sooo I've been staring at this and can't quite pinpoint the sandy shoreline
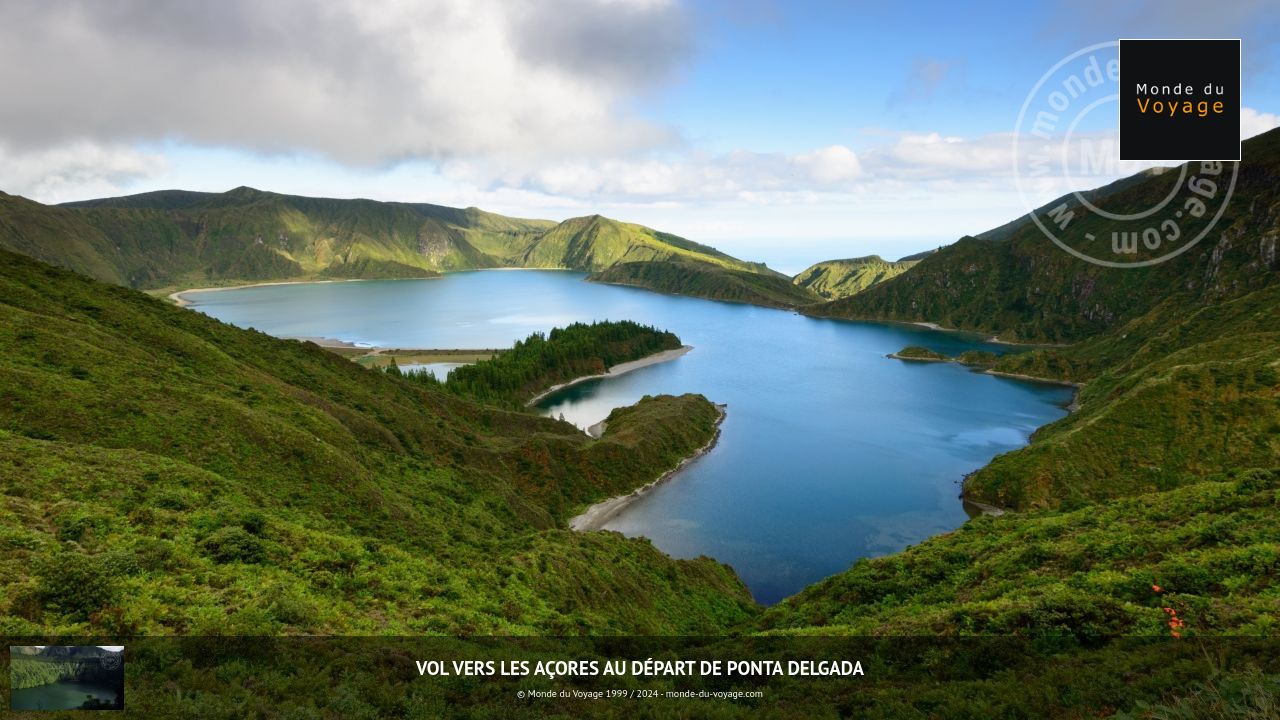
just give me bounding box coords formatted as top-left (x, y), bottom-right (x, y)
top-left (569, 404), bottom-right (726, 532)
top-left (908, 320), bottom-right (1062, 347)
top-left (982, 369), bottom-right (1082, 388)
top-left (167, 278), bottom-right (370, 308)
top-left (170, 270), bottom-right (574, 307)
top-left (167, 275), bottom-right (448, 308)
top-left (526, 345), bottom-right (694, 406)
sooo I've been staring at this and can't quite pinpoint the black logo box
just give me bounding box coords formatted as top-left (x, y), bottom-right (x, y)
top-left (1120, 39), bottom-right (1241, 161)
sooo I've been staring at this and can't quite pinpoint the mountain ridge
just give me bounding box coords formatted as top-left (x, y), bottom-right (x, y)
top-left (803, 128), bottom-right (1280, 343)
top-left (792, 255), bottom-right (918, 300)
top-left (0, 246), bottom-right (755, 635)
top-left (0, 187), bottom-right (768, 292)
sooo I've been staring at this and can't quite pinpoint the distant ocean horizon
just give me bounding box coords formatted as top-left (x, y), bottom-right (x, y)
top-left (710, 239), bottom-right (946, 276)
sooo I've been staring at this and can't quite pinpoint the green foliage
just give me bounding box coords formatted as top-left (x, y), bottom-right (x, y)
top-left (792, 255), bottom-right (916, 300)
top-left (517, 214), bottom-right (762, 273)
top-left (2, 135), bottom-right (1279, 715)
top-left (9, 647), bottom-right (125, 704)
top-left (318, 257), bottom-right (440, 279)
top-left (200, 526), bottom-right (267, 564)
top-left (590, 260), bottom-right (818, 308)
top-left (746, 131), bottom-right (1280, 714)
top-left (891, 345), bottom-right (949, 361)
top-left (10, 657), bottom-right (79, 689)
top-left (0, 248), bottom-right (752, 634)
top-left (782, 130), bottom-right (1280, 514)
top-left (34, 552), bottom-right (119, 619)
top-left (966, 286), bottom-right (1279, 510)
top-left (0, 187), bottom-right (772, 292)
top-left (437, 320), bottom-right (680, 405)
top-left (1119, 668), bottom-right (1280, 720)
top-left (956, 349), bottom-right (998, 367)
top-left (761, 466), bottom-right (1280, 637)
top-left (807, 129), bottom-right (1280, 343)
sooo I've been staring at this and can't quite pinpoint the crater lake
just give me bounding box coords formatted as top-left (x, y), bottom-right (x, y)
top-left (181, 271), bottom-right (1073, 604)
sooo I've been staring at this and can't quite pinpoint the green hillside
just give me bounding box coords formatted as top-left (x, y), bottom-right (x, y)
top-left (818, 130), bottom-right (1280, 511)
top-left (0, 247), bottom-right (755, 635)
top-left (589, 260), bottom-right (819, 308)
top-left (858, 283), bottom-right (1279, 512)
top-left (805, 129), bottom-right (1280, 343)
top-left (753, 132), bottom-right (1280, 710)
top-left (516, 214), bottom-right (765, 273)
top-left (888, 345), bottom-right (949, 362)
top-left (1, 135), bottom-right (1277, 720)
top-left (897, 247), bottom-right (940, 262)
top-left (0, 188), bottom-right (774, 293)
top-left (965, 283), bottom-right (1280, 510)
top-left (736, 142), bottom-right (1280, 716)
top-left (750, 468), bottom-right (1280, 716)
top-left (432, 320), bottom-right (682, 407)
top-left (792, 255), bottom-right (917, 300)
top-left (763, 467), bottom-right (1279, 636)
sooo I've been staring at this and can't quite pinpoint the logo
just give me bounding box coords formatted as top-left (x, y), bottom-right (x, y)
top-left (1013, 41), bottom-right (1238, 268)
top-left (1120, 39), bottom-right (1241, 161)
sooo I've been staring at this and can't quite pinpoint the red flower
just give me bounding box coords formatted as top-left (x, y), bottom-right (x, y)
top-left (1152, 584), bottom-right (1162, 593)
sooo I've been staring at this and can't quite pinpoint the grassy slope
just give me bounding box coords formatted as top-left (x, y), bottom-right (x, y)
top-left (0, 248), bottom-right (754, 635)
top-left (890, 345), bottom-right (949, 361)
top-left (786, 129), bottom-right (1280, 510)
top-left (0, 178), bottom-right (1272, 720)
top-left (805, 129), bottom-right (1280, 344)
top-left (751, 468), bottom-right (1280, 716)
top-left (0, 192), bottom-right (196, 287)
top-left (792, 255), bottom-right (917, 300)
top-left (761, 468), bottom-right (1280, 636)
top-left (519, 215), bottom-right (764, 273)
top-left (589, 260), bottom-right (819, 308)
top-left (761, 133), bottom-right (1280, 707)
top-left (0, 188), bottom-right (783, 295)
top-left (968, 286), bottom-right (1280, 510)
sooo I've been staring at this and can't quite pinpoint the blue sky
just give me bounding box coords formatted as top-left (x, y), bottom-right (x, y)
top-left (1, 0), bottom-right (1277, 273)
top-left (652, 1), bottom-right (1280, 150)
top-left (647, 1), bottom-right (1054, 148)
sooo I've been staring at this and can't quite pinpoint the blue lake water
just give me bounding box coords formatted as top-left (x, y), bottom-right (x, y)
top-left (183, 271), bottom-right (1072, 604)
top-left (10, 681), bottom-right (120, 710)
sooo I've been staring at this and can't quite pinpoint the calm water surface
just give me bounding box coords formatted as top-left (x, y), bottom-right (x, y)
top-left (10, 681), bottom-right (119, 710)
top-left (185, 272), bottom-right (1072, 603)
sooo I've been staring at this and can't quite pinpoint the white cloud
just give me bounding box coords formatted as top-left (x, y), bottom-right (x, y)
top-left (863, 132), bottom-right (1012, 178)
top-left (1242, 108), bottom-right (1280, 139)
top-left (443, 144), bottom-right (866, 202)
top-left (792, 146), bottom-right (863, 183)
top-left (0, 0), bottom-right (690, 166)
top-left (0, 142), bottom-right (168, 204)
